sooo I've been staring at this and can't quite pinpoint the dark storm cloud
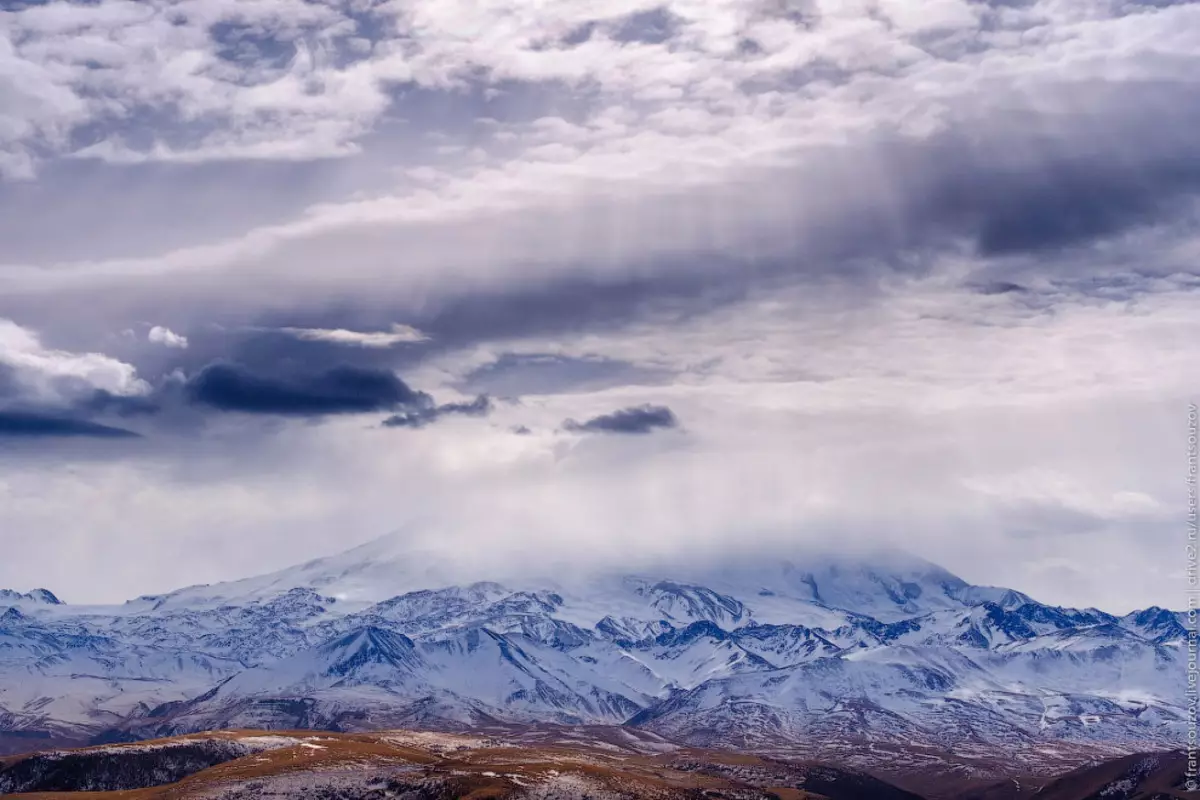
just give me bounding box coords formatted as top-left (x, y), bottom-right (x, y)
top-left (0, 365), bottom-right (148, 440)
top-left (563, 404), bottom-right (679, 435)
top-left (381, 393), bottom-right (492, 429)
top-left (185, 363), bottom-right (431, 415)
top-left (227, 88), bottom-right (1200, 355)
top-left (191, 328), bottom-right (405, 377)
top-left (865, 82), bottom-right (1200, 263)
top-left (0, 359), bottom-right (491, 448)
top-left (438, 395), bottom-right (493, 416)
top-left (0, 411), bottom-right (139, 439)
top-left (75, 279), bottom-right (727, 397)
top-left (5, 79), bottom-right (1199, 393)
top-left (921, 147), bottom-right (1200, 257)
top-left (380, 412), bottom-right (428, 429)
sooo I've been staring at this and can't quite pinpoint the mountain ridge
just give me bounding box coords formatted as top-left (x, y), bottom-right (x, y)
top-left (0, 533), bottom-right (1187, 777)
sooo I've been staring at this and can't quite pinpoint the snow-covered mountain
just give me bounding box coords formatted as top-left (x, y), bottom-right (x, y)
top-left (0, 532), bottom-right (1186, 768)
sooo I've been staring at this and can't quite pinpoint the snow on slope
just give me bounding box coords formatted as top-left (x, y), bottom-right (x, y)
top-left (0, 589), bottom-right (62, 607)
top-left (124, 532), bottom-right (987, 626)
top-left (0, 530), bottom-right (1187, 761)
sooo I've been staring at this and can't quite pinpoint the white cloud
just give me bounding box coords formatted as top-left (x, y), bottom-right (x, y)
top-left (0, 0), bottom-right (390, 178)
top-left (0, 318), bottom-right (148, 402)
top-left (147, 325), bottom-right (188, 348)
top-left (0, 0), bottom-right (1193, 186)
top-left (279, 324), bottom-right (427, 348)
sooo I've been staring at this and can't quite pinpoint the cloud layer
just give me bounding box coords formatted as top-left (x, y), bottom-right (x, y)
top-left (0, 0), bottom-right (1196, 611)
top-left (0, 410), bottom-right (138, 438)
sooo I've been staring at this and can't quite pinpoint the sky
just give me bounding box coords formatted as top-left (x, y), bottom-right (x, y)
top-left (0, 0), bottom-right (1197, 611)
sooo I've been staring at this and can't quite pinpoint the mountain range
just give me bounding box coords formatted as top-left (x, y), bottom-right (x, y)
top-left (0, 532), bottom-right (1187, 779)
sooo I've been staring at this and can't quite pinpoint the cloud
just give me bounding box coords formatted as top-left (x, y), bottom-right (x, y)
top-left (437, 394), bottom-right (493, 417)
top-left (461, 354), bottom-right (670, 396)
top-left (0, 410), bottom-right (138, 438)
top-left (1, 0), bottom-right (1189, 183)
top-left (972, 281), bottom-right (1027, 297)
top-left (0, 318), bottom-right (148, 403)
top-left (0, 0), bottom-right (1195, 616)
top-left (0, 319), bottom-right (158, 439)
top-left (909, 133), bottom-right (1200, 257)
top-left (0, 0), bottom-right (395, 179)
top-left (8, 90), bottom-right (1199, 346)
top-left (148, 325), bottom-right (188, 349)
top-left (381, 393), bottom-right (492, 429)
top-left (278, 324), bottom-right (428, 348)
top-left (185, 363), bottom-right (430, 416)
top-left (0, 271), bottom-right (1192, 611)
top-left (563, 404), bottom-right (679, 434)
top-left (78, 388), bottom-right (161, 417)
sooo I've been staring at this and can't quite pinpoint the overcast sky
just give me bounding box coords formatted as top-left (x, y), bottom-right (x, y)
top-left (0, 0), bottom-right (1197, 611)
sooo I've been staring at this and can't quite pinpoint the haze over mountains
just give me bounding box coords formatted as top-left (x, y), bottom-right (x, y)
top-left (0, 532), bottom-right (1184, 779)
top-left (2, 0), bottom-right (1196, 622)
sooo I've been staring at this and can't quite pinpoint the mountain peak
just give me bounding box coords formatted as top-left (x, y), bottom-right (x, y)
top-left (320, 626), bottom-right (419, 677)
top-left (0, 588), bottom-right (62, 606)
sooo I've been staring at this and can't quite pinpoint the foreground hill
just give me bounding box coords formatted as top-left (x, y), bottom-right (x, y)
top-left (0, 728), bottom-right (926, 799)
top-left (0, 533), bottom-right (1186, 777)
top-left (0, 729), bottom-right (1189, 800)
